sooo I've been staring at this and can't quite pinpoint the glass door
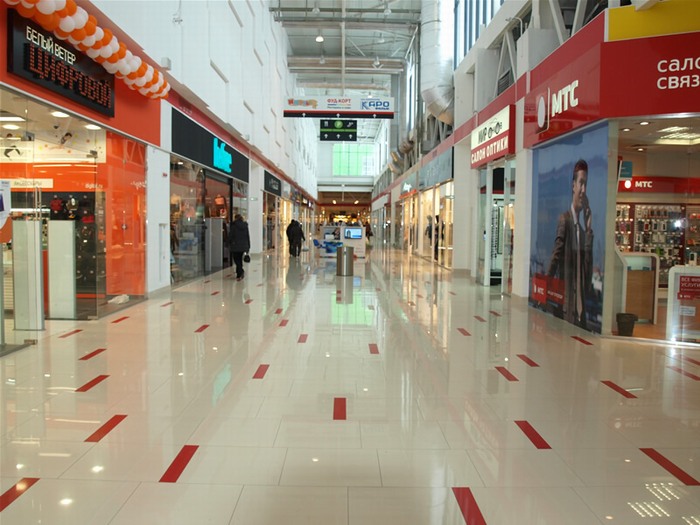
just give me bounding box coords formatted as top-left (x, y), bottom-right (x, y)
top-left (501, 159), bottom-right (516, 295)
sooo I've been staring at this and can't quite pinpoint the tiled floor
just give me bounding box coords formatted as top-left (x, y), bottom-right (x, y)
top-left (1, 249), bottom-right (699, 524)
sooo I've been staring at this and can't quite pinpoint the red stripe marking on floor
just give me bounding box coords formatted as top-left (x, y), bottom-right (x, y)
top-left (211, 291), bottom-right (220, 296)
top-left (495, 366), bottom-right (518, 382)
top-left (601, 380), bottom-right (637, 398)
top-left (683, 356), bottom-right (700, 366)
top-left (517, 354), bottom-right (539, 367)
top-left (408, 301), bottom-right (416, 306)
top-left (515, 420), bottom-right (551, 449)
top-left (489, 310), bottom-right (501, 317)
top-left (280, 319), bottom-right (288, 327)
top-left (161, 301), bottom-right (173, 307)
top-left (253, 364), bottom-right (269, 379)
top-left (298, 334), bottom-right (308, 343)
top-left (333, 397), bottom-right (347, 420)
top-left (79, 348), bottom-right (106, 361)
top-left (275, 308), bottom-right (283, 314)
top-left (369, 344), bottom-right (379, 355)
top-left (458, 328), bottom-right (471, 336)
top-left (474, 316), bottom-right (486, 322)
top-left (76, 375), bottom-right (109, 392)
top-left (417, 294), bottom-right (424, 298)
top-left (59, 329), bottom-right (82, 339)
top-left (572, 336), bottom-right (592, 345)
top-left (0, 478), bottom-right (40, 512)
top-left (203, 280), bottom-right (211, 283)
top-left (336, 289), bottom-right (342, 294)
top-left (368, 305), bottom-right (375, 310)
top-left (452, 487), bottom-right (487, 525)
top-left (449, 291), bottom-right (457, 296)
top-left (376, 288), bottom-right (382, 292)
top-left (667, 366), bottom-right (700, 381)
top-left (225, 274), bottom-right (232, 278)
top-left (257, 283), bottom-right (263, 287)
top-left (194, 324), bottom-right (209, 333)
top-left (85, 415), bottom-right (127, 442)
top-left (245, 299), bottom-right (253, 304)
top-left (640, 448), bottom-right (700, 486)
top-left (111, 316), bottom-right (129, 324)
top-left (159, 445), bottom-right (199, 483)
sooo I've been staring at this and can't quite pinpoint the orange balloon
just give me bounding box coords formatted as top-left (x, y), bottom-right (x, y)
top-left (117, 43), bottom-right (127, 59)
top-left (101, 29), bottom-right (113, 45)
top-left (25, 0), bottom-right (41, 4)
top-left (71, 28), bottom-right (86, 41)
top-left (95, 55), bottom-right (106, 64)
top-left (83, 20), bottom-right (96, 36)
top-left (54, 27), bottom-right (71, 38)
top-left (107, 52), bottom-right (119, 64)
top-left (77, 43), bottom-right (89, 51)
top-left (64, 0), bottom-right (77, 16)
top-left (16, 4), bottom-right (36, 18)
top-left (33, 11), bottom-right (56, 29)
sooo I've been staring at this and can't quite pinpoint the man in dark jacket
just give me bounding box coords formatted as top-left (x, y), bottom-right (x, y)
top-left (286, 220), bottom-right (305, 257)
top-left (229, 214), bottom-right (251, 281)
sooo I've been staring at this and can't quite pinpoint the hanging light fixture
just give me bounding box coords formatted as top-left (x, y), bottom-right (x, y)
top-left (315, 31), bottom-right (324, 43)
top-left (383, 2), bottom-right (391, 15)
top-left (319, 54), bottom-right (326, 64)
top-left (373, 56), bottom-right (381, 67)
top-left (311, 1), bottom-right (320, 15)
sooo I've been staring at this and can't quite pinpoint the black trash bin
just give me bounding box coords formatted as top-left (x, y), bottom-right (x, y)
top-left (616, 313), bottom-right (638, 336)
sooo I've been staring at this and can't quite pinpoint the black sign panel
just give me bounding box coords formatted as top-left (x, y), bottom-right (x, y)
top-left (171, 109), bottom-right (249, 182)
top-left (7, 11), bottom-right (115, 116)
top-left (264, 170), bottom-right (281, 197)
top-left (320, 119), bottom-right (357, 141)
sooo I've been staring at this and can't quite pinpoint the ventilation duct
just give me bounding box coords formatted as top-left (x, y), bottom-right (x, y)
top-left (420, 0), bottom-right (454, 125)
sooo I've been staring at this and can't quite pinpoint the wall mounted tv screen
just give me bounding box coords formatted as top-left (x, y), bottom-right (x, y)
top-left (344, 227), bottom-right (363, 239)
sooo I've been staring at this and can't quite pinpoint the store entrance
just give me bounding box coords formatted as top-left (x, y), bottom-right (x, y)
top-left (476, 166), bottom-right (505, 286)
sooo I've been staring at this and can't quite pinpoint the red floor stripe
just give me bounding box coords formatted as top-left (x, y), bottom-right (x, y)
top-left (489, 310), bottom-right (501, 317)
top-left (275, 308), bottom-right (283, 314)
top-left (159, 445), bottom-right (199, 483)
top-left (601, 380), bottom-right (637, 398)
top-left (683, 356), bottom-right (700, 366)
top-left (280, 319), bottom-right (289, 327)
top-left (111, 316), bottom-right (129, 324)
top-left (495, 366), bottom-right (518, 382)
top-left (85, 415), bottom-right (127, 442)
top-left (640, 448), bottom-right (700, 486)
top-left (245, 299), bottom-right (253, 304)
top-left (515, 420), bottom-right (551, 449)
top-left (458, 328), bottom-right (471, 336)
top-left (369, 344), bottom-right (379, 355)
top-left (452, 487), bottom-right (487, 525)
top-left (59, 329), bottom-right (82, 339)
top-left (203, 280), bottom-right (211, 283)
top-left (375, 288), bottom-right (382, 292)
top-left (225, 274), bottom-right (232, 278)
top-left (474, 316), bottom-right (486, 322)
top-left (336, 289), bottom-right (342, 294)
top-left (211, 291), bottom-right (220, 296)
top-left (75, 375), bottom-right (109, 392)
top-left (417, 294), bottom-right (424, 298)
top-left (571, 336), bottom-right (592, 345)
top-left (449, 291), bottom-right (457, 296)
top-left (257, 283), bottom-right (264, 287)
top-left (298, 334), bottom-right (308, 343)
top-left (161, 301), bottom-right (173, 307)
top-left (368, 305), bottom-right (375, 310)
top-left (79, 348), bottom-right (106, 361)
top-left (516, 354), bottom-right (539, 367)
top-left (408, 301), bottom-right (416, 306)
top-left (194, 324), bottom-right (209, 333)
top-left (667, 366), bottom-right (700, 381)
top-left (0, 478), bottom-right (40, 512)
top-left (333, 397), bottom-right (347, 420)
top-left (253, 364), bottom-right (269, 379)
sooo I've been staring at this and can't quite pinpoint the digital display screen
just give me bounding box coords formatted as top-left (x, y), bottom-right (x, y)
top-left (344, 227), bottom-right (362, 239)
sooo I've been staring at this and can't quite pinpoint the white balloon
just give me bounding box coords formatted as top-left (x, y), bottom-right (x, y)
top-left (109, 39), bottom-right (119, 54)
top-left (93, 27), bottom-right (104, 42)
top-left (5, 0), bottom-right (21, 6)
top-left (130, 56), bottom-right (142, 72)
top-left (143, 67), bottom-right (154, 82)
top-left (20, 0), bottom-right (35, 9)
top-left (67, 35), bottom-right (79, 45)
top-left (59, 15), bottom-right (75, 33)
top-left (99, 45), bottom-right (112, 59)
top-left (36, 0), bottom-right (56, 15)
top-left (74, 7), bottom-right (88, 27)
top-left (102, 61), bottom-right (119, 74)
top-left (86, 47), bottom-right (101, 59)
top-left (118, 61), bottom-right (130, 76)
top-left (135, 76), bottom-right (147, 87)
top-left (53, 0), bottom-right (66, 11)
top-left (82, 35), bottom-right (96, 47)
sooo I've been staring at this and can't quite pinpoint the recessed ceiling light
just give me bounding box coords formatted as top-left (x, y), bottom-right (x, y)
top-left (0, 112), bottom-right (25, 122)
top-left (85, 124), bottom-right (101, 130)
top-left (332, 199), bottom-right (337, 204)
top-left (51, 111), bottom-right (70, 118)
top-left (621, 128), bottom-right (631, 132)
top-left (639, 121), bottom-right (650, 126)
top-left (637, 147), bottom-right (645, 151)
top-left (3, 124), bottom-right (20, 130)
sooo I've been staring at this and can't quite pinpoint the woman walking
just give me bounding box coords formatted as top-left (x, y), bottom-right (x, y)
top-left (229, 214), bottom-right (251, 281)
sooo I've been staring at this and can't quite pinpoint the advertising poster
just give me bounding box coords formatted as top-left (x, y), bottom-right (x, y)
top-left (529, 123), bottom-right (608, 333)
top-left (0, 181), bottom-right (12, 243)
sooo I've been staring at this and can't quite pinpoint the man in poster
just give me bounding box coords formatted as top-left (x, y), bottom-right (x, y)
top-left (546, 159), bottom-right (593, 329)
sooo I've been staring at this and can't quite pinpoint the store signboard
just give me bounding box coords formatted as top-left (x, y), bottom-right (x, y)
top-left (470, 106), bottom-right (514, 168)
top-left (617, 176), bottom-right (700, 194)
top-left (284, 96), bottom-right (394, 119)
top-left (264, 171), bottom-right (281, 197)
top-left (7, 11), bottom-right (115, 117)
top-left (678, 275), bottom-right (700, 300)
top-left (171, 109), bottom-right (249, 182)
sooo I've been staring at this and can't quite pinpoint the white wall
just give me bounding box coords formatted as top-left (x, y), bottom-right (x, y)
top-left (248, 162), bottom-right (264, 254)
top-left (145, 146), bottom-right (171, 293)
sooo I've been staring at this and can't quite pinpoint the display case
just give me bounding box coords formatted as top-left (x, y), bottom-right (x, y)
top-left (615, 203), bottom-right (685, 286)
top-left (686, 205), bottom-right (700, 266)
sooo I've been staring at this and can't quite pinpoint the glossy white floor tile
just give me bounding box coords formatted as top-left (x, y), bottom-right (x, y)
top-left (1, 249), bottom-right (699, 525)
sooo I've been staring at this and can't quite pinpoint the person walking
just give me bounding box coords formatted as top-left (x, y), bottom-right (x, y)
top-left (286, 219), bottom-right (305, 257)
top-left (229, 213), bottom-right (251, 281)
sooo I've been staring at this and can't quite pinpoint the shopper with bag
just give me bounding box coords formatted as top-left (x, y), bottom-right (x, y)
top-left (229, 214), bottom-right (251, 281)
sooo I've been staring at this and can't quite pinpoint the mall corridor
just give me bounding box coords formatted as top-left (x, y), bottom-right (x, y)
top-left (1, 249), bottom-right (699, 524)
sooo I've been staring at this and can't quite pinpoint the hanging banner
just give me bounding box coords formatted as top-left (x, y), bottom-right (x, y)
top-left (284, 96), bottom-right (394, 119)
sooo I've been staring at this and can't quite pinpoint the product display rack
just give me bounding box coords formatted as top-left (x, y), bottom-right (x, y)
top-left (615, 203), bottom-right (685, 287)
top-left (687, 205), bottom-right (700, 264)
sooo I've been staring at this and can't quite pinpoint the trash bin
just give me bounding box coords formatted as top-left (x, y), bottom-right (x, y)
top-left (616, 313), bottom-right (638, 336)
top-left (336, 246), bottom-right (354, 276)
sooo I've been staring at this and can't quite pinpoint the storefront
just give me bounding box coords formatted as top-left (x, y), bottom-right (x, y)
top-left (262, 170), bottom-right (281, 252)
top-left (524, 4), bottom-right (700, 341)
top-left (417, 149), bottom-right (454, 268)
top-left (169, 108), bottom-right (249, 284)
top-left (1, 7), bottom-right (165, 324)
